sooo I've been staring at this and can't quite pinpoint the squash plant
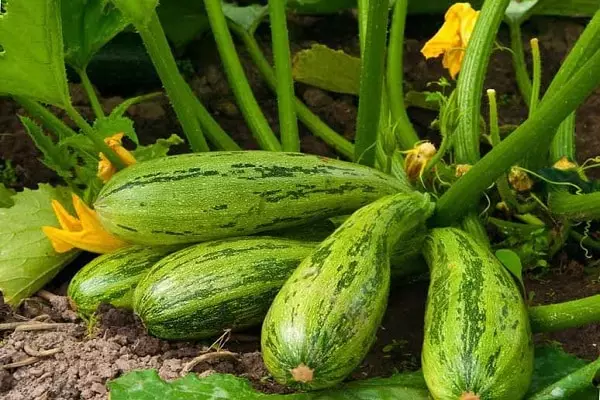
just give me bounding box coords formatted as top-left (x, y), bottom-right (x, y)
top-left (1, 0), bottom-right (600, 398)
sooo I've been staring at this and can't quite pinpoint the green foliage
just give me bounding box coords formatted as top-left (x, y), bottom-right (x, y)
top-left (132, 134), bottom-right (184, 162)
top-left (61, 0), bottom-right (128, 70)
top-left (286, 0), bottom-right (355, 14)
top-left (156, 0), bottom-right (210, 48)
top-left (0, 184), bottom-right (14, 208)
top-left (0, 160), bottom-right (17, 188)
top-left (109, 0), bottom-right (159, 27)
top-left (495, 248), bottom-right (526, 293)
top-left (93, 115), bottom-right (138, 144)
top-left (0, 0), bottom-right (70, 107)
top-left (221, 2), bottom-right (267, 33)
top-left (0, 185), bottom-right (79, 306)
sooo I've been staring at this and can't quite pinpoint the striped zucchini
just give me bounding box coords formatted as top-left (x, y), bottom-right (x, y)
top-left (68, 245), bottom-right (178, 318)
top-left (422, 228), bottom-right (534, 400)
top-left (133, 237), bottom-right (316, 340)
top-left (261, 192), bottom-right (435, 390)
top-left (94, 151), bottom-right (409, 245)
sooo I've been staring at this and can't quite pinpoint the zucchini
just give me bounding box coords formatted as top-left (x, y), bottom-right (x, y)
top-left (133, 237), bottom-right (316, 340)
top-left (261, 192), bottom-right (435, 390)
top-left (94, 151), bottom-right (409, 245)
top-left (68, 245), bottom-right (178, 318)
top-left (422, 228), bottom-right (534, 400)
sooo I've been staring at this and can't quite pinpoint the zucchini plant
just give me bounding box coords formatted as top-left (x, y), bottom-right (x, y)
top-left (1, 0), bottom-right (600, 398)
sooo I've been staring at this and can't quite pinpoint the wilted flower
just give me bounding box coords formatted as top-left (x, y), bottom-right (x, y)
top-left (97, 133), bottom-right (137, 183)
top-left (553, 157), bottom-right (577, 171)
top-left (404, 142), bottom-right (437, 181)
top-left (508, 167), bottom-right (533, 192)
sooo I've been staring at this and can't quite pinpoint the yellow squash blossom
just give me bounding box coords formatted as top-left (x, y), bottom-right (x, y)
top-left (403, 142), bottom-right (437, 181)
top-left (97, 133), bottom-right (137, 183)
top-left (42, 193), bottom-right (128, 254)
top-left (553, 157), bottom-right (577, 171)
top-left (421, 3), bottom-right (480, 79)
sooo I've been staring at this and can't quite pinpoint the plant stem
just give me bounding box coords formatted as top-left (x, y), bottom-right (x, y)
top-left (529, 39), bottom-right (541, 115)
top-left (549, 191), bottom-right (600, 221)
top-left (204, 0), bottom-right (281, 151)
top-left (137, 12), bottom-right (209, 152)
top-left (508, 20), bottom-right (532, 105)
top-left (77, 68), bottom-right (105, 119)
top-left (190, 98), bottom-right (242, 150)
top-left (454, 0), bottom-right (510, 164)
top-left (528, 357), bottom-right (600, 400)
top-left (354, 0), bottom-right (389, 166)
top-left (268, 0), bottom-right (299, 152)
top-left (530, 295), bottom-right (600, 333)
top-left (460, 213), bottom-right (490, 248)
top-left (387, 0), bottom-right (419, 151)
top-left (433, 47), bottom-right (600, 226)
top-left (64, 104), bottom-right (126, 169)
top-left (230, 24), bottom-right (354, 158)
top-left (15, 97), bottom-right (77, 140)
top-left (571, 230), bottom-right (600, 252)
top-left (550, 114), bottom-right (576, 163)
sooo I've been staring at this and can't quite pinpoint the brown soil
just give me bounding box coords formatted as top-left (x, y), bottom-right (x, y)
top-left (0, 11), bottom-right (599, 399)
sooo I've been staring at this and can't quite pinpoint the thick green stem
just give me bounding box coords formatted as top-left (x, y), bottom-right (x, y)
top-left (15, 97), bottom-right (77, 140)
top-left (77, 68), bottom-right (105, 119)
top-left (231, 24), bottom-right (353, 158)
top-left (204, 0), bottom-right (281, 151)
top-left (64, 104), bottom-right (126, 169)
top-left (454, 0), bottom-right (510, 164)
top-left (387, 0), bottom-right (419, 150)
top-left (549, 191), bottom-right (600, 221)
top-left (269, 0), bottom-right (299, 152)
top-left (528, 357), bottom-right (600, 400)
top-left (191, 99), bottom-right (241, 150)
top-left (354, 0), bottom-right (389, 166)
top-left (529, 39), bottom-right (541, 115)
top-left (508, 21), bottom-right (532, 105)
top-left (433, 48), bottom-right (600, 226)
top-left (460, 213), bottom-right (490, 248)
top-left (550, 114), bottom-right (576, 163)
top-left (530, 294), bottom-right (600, 333)
top-left (137, 13), bottom-right (209, 152)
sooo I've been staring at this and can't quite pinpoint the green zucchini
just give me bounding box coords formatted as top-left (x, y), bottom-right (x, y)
top-left (68, 245), bottom-right (178, 318)
top-left (133, 237), bottom-right (316, 340)
top-left (261, 192), bottom-right (435, 390)
top-left (422, 228), bottom-right (534, 400)
top-left (94, 151), bottom-right (409, 245)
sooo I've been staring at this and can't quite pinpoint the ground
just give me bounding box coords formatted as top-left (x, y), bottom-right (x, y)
top-left (0, 12), bottom-right (599, 399)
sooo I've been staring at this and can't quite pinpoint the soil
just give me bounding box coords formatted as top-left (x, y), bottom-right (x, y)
top-left (0, 11), bottom-right (599, 400)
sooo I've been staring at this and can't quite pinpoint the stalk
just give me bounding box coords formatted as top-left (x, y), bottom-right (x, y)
top-left (77, 68), bottom-right (105, 119)
top-left (549, 191), bottom-right (600, 221)
top-left (550, 114), bottom-right (576, 163)
top-left (460, 213), bottom-right (490, 248)
top-left (527, 357), bottom-right (600, 400)
top-left (528, 38), bottom-right (541, 115)
top-left (354, 0), bottom-right (389, 166)
top-left (508, 20), bottom-right (532, 105)
top-left (387, 0), bottom-right (419, 150)
top-left (454, 0), bottom-right (510, 164)
top-left (204, 0), bottom-right (281, 151)
top-left (268, 0), bottom-right (299, 152)
top-left (530, 294), bottom-right (600, 333)
top-left (433, 48), bottom-right (600, 226)
top-left (230, 24), bottom-right (354, 158)
top-left (137, 13), bottom-right (209, 152)
top-left (15, 97), bottom-right (77, 140)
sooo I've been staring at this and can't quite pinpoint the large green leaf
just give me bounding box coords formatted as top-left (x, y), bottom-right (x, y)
top-left (0, 0), bottom-right (70, 107)
top-left (0, 184), bottom-right (15, 208)
top-left (61, 0), bottom-right (129, 70)
top-left (109, 0), bottom-right (159, 27)
top-left (0, 185), bottom-right (79, 306)
top-left (157, 0), bottom-right (210, 48)
top-left (222, 2), bottom-right (268, 34)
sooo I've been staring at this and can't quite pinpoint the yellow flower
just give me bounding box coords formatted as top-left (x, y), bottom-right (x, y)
top-left (508, 167), bottom-right (533, 192)
top-left (455, 164), bottom-right (472, 177)
top-left (97, 133), bottom-right (137, 183)
top-left (421, 3), bottom-right (480, 79)
top-left (403, 142), bottom-right (437, 181)
top-left (42, 193), bottom-right (128, 254)
top-left (553, 157), bottom-right (577, 171)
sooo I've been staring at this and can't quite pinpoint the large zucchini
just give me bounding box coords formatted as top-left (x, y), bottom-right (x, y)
top-left (68, 245), bottom-right (178, 318)
top-left (94, 151), bottom-right (409, 245)
top-left (422, 228), bottom-right (534, 400)
top-left (133, 237), bottom-right (316, 340)
top-left (261, 192), bottom-right (435, 390)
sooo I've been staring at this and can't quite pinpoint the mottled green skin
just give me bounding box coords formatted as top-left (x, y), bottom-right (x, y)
top-left (67, 245), bottom-right (177, 318)
top-left (94, 151), bottom-right (409, 245)
top-left (261, 192), bottom-right (435, 390)
top-left (133, 237), bottom-right (316, 340)
top-left (422, 228), bottom-right (534, 400)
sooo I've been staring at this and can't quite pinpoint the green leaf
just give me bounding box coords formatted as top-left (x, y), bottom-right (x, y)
top-left (0, 184), bottom-right (15, 208)
top-left (222, 2), bottom-right (268, 34)
top-left (0, 185), bottom-right (79, 306)
top-left (132, 134), bottom-right (184, 162)
top-left (292, 44), bottom-right (361, 95)
top-left (108, 370), bottom-right (429, 400)
top-left (157, 0), bottom-right (210, 48)
top-left (495, 248), bottom-right (525, 293)
top-left (93, 115), bottom-right (138, 144)
top-left (109, 92), bottom-right (163, 118)
top-left (286, 0), bottom-right (355, 14)
top-left (61, 0), bottom-right (129, 70)
top-left (109, 0), bottom-right (159, 27)
top-left (0, 0), bottom-right (70, 107)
